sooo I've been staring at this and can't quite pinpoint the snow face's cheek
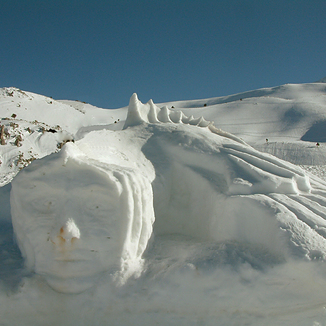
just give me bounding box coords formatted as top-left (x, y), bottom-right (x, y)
top-left (10, 161), bottom-right (127, 293)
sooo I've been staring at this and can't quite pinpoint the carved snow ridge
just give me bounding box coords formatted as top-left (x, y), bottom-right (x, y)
top-left (124, 93), bottom-right (247, 145)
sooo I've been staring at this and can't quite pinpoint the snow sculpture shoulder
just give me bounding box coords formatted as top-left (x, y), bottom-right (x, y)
top-left (10, 142), bottom-right (155, 293)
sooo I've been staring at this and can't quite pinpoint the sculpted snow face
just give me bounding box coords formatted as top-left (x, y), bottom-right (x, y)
top-left (10, 143), bottom-right (155, 293)
top-left (10, 93), bottom-right (326, 293)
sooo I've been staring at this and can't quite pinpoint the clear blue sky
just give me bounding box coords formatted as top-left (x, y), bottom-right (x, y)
top-left (1, 0), bottom-right (325, 108)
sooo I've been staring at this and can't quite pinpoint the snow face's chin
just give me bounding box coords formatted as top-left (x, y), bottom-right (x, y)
top-left (10, 155), bottom-right (154, 293)
top-left (45, 275), bottom-right (99, 293)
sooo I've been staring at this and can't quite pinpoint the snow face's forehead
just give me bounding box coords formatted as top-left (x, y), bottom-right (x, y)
top-left (13, 159), bottom-right (123, 229)
top-left (16, 157), bottom-right (123, 194)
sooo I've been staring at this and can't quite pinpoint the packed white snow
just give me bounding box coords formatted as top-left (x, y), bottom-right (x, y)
top-left (1, 86), bottom-right (326, 325)
top-left (10, 142), bottom-right (155, 293)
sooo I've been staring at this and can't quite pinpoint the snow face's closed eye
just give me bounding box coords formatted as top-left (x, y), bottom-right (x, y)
top-left (23, 184), bottom-right (119, 221)
top-left (30, 197), bottom-right (58, 214)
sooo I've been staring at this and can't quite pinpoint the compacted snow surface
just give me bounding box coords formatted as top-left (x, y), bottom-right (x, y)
top-left (1, 85), bottom-right (326, 325)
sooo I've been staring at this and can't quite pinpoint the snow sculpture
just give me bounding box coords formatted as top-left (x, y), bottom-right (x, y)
top-left (10, 142), bottom-right (155, 293)
top-left (124, 94), bottom-right (326, 262)
top-left (10, 93), bottom-right (326, 294)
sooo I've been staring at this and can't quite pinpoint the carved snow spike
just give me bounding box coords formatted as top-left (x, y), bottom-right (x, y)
top-left (124, 93), bottom-right (247, 145)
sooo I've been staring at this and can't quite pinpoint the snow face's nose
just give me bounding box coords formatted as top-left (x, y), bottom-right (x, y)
top-left (60, 218), bottom-right (80, 241)
top-left (52, 218), bottom-right (80, 245)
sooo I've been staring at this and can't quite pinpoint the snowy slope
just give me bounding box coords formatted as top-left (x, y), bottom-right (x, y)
top-left (160, 83), bottom-right (326, 143)
top-left (160, 83), bottom-right (326, 165)
top-left (0, 88), bottom-right (126, 185)
top-left (1, 85), bottom-right (326, 325)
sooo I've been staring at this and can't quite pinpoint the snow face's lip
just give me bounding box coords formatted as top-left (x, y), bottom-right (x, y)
top-left (38, 263), bottom-right (102, 279)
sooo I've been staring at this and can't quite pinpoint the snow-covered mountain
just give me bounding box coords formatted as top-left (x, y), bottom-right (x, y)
top-left (0, 87), bottom-right (125, 186)
top-left (160, 83), bottom-right (326, 165)
top-left (316, 76), bottom-right (326, 83)
top-left (1, 83), bottom-right (326, 325)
